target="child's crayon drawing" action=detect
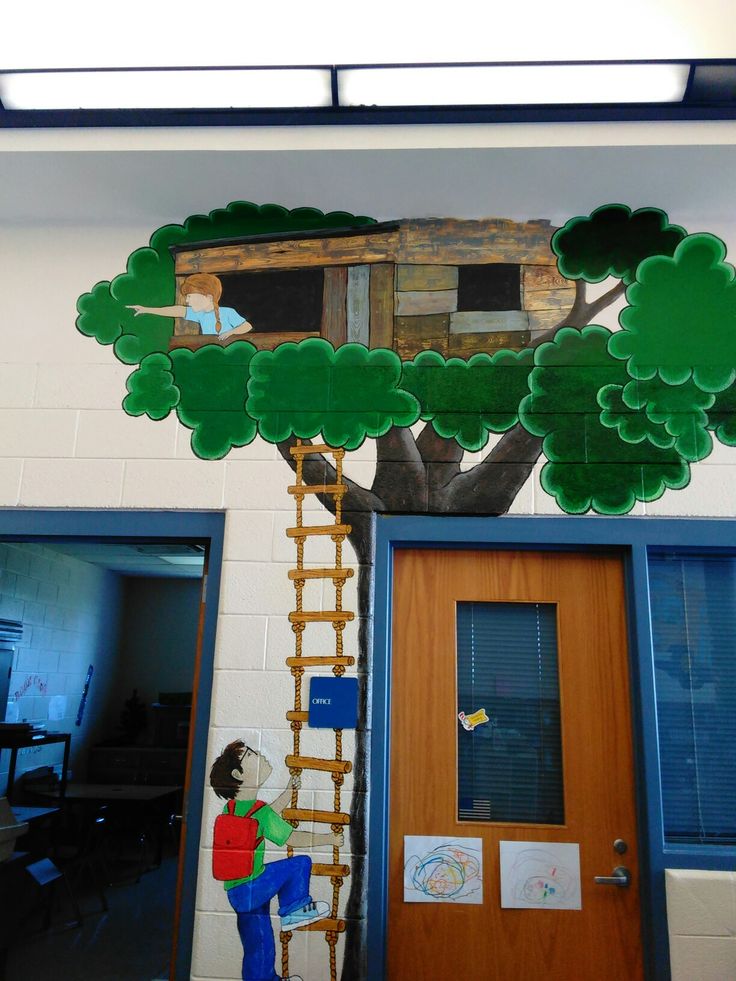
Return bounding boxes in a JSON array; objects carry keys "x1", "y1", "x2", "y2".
[
  {"x1": 403, "y1": 836, "x2": 483, "y2": 905},
  {"x1": 499, "y1": 841, "x2": 581, "y2": 910}
]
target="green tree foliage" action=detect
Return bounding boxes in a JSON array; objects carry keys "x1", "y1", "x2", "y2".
[
  {"x1": 79, "y1": 200, "x2": 736, "y2": 516},
  {"x1": 610, "y1": 233, "x2": 736, "y2": 392},
  {"x1": 552, "y1": 204, "x2": 686, "y2": 285},
  {"x1": 246, "y1": 338, "x2": 419, "y2": 449},
  {"x1": 598, "y1": 384, "x2": 675, "y2": 450},
  {"x1": 76, "y1": 202, "x2": 375, "y2": 366},
  {"x1": 400, "y1": 349, "x2": 534, "y2": 450},
  {"x1": 707, "y1": 383, "x2": 736, "y2": 446},
  {"x1": 172, "y1": 342, "x2": 258, "y2": 460},
  {"x1": 518, "y1": 326, "x2": 690, "y2": 513},
  {"x1": 600, "y1": 377, "x2": 713, "y2": 462},
  {"x1": 123, "y1": 353, "x2": 180, "y2": 420}
]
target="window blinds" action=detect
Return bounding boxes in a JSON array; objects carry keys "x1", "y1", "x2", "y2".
[
  {"x1": 649, "y1": 552, "x2": 736, "y2": 846},
  {"x1": 456, "y1": 601, "x2": 564, "y2": 825}
]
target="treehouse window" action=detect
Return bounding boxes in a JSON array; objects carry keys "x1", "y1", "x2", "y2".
[
  {"x1": 456, "y1": 264, "x2": 522, "y2": 312},
  {"x1": 218, "y1": 267, "x2": 324, "y2": 333}
]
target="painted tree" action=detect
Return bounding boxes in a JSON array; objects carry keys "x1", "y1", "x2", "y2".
[{"x1": 78, "y1": 200, "x2": 736, "y2": 978}]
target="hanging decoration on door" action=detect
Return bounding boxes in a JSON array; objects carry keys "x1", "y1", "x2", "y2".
[
  {"x1": 499, "y1": 841, "x2": 582, "y2": 910},
  {"x1": 404, "y1": 836, "x2": 484, "y2": 905},
  {"x1": 458, "y1": 708, "x2": 491, "y2": 731}
]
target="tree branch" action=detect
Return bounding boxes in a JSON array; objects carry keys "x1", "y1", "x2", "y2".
[
  {"x1": 530, "y1": 278, "x2": 627, "y2": 348},
  {"x1": 581, "y1": 279, "x2": 627, "y2": 323},
  {"x1": 371, "y1": 427, "x2": 427, "y2": 512},
  {"x1": 442, "y1": 424, "x2": 543, "y2": 513},
  {"x1": 415, "y1": 423, "x2": 465, "y2": 507}
]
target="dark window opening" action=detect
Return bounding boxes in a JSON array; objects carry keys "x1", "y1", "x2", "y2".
[
  {"x1": 457, "y1": 264, "x2": 521, "y2": 311},
  {"x1": 219, "y1": 268, "x2": 324, "y2": 333},
  {"x1": 457, "y1": 601, "x2": 564, "y2": 825}
]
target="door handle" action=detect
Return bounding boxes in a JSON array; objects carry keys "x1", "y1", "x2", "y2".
[{"x1": 594, "y1": 866, "x2": 631, "y2": 887}]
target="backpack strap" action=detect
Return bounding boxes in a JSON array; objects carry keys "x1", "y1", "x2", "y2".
[
  {"x1": 245, "y1": 800, "x2": 266, "y2": 848},
  {"x1": 226, "y1": 800, "x2": 236, "y2": 816}
]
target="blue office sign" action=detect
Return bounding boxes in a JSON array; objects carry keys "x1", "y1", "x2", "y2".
[{"x1": 308, "y1": 676, "x2": 359, "y2": 729}]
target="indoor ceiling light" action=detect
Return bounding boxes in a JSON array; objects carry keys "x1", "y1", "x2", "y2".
[
  {"x1": 0, "y1": 68, "x2": 333, "y2": 110},
  {"x1": 338, "y1": 63, "x2": 690, "y2": 107},
  {"x1": 159, "y1": 555, "x2": 206, "y2": 566},
  {"x1": 1, "y1": 60, "x2": 735, "y2": 126}
]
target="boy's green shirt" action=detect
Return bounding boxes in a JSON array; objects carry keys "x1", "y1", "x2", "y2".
[{"x1": 223, "y1": 798, "x2": 293, "y2": 890}]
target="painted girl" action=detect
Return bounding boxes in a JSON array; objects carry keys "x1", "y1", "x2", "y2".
[{"x1": 127, "y1": 272, "x2": 253, "y2": 338}]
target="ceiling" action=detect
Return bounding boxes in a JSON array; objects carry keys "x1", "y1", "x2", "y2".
[
  {"x1": 38, "y1": 542, "x2": 205, "y2": 579},
  {"x1": 4, "y1": 142, "x2": 736, "y2": 231}
]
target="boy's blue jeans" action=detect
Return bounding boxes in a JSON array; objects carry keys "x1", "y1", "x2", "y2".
[{"x1": 226, "y1": 855, "x2": 313, "y2": 981}]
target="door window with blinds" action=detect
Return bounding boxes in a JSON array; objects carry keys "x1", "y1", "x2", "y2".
[
  {"x1": 649, "y1": 551, "x2": 736, "y2": 846},
  {"x1": 456, "y1": 601, "x2": 564, "y2": 825}
]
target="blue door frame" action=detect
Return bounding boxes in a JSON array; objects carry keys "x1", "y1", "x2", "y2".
[
  {"x1": 368, "y1": 514, "x2": 736, "y2": 981},
  {"x1": 0, "y1": 508, "x2": 225, "y2": 981}
]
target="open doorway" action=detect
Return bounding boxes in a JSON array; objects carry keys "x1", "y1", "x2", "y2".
[{"x1": 0, "y1": 510, "x2": 224, "y2": 981}]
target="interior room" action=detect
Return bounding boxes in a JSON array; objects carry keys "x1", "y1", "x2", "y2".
[{"x1": 0, "y1": 539, "x2": 205, "y2": 980}]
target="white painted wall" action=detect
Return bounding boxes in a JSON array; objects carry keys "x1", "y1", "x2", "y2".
[{"x1": 2, "y1": 132, "x2": 736, "y2": 978}]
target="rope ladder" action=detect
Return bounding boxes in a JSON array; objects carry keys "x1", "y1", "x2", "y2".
[{"x1": 280, "y1": 440, "x2": 355, "y2": 981}]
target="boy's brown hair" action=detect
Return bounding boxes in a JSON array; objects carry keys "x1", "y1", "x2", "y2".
[{"x1": 209, "y1": 738, "x2": 248, "y2": 800}]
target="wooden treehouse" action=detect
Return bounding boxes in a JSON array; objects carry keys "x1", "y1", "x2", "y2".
[{"x1": 168, "y1": 218, "x2": 574, "y2": 357}]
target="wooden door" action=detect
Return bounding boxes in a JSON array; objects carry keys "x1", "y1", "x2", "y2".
[{"x1": 388, "y1": 550, "x2": 643, "y2": 981}]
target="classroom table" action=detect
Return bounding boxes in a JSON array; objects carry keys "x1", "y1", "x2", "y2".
[{"x1": 61, "y1": 783, "x2": 182, "y2": 874}]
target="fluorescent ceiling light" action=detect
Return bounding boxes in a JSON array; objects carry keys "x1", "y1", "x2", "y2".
[
  {"x1": 339, "y1": 63, "x2": 690, "y2": 107},
  {"x1": 0, "y1": 69, "x2": 333, "y2": 110},
  {"x1": 159, "y1": 555, "x2": 206, "y2": 566}
]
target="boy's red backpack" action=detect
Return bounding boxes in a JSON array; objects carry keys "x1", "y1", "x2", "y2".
[{"x1": 212, "y1": 800, "x2": 265, "y2": 880}]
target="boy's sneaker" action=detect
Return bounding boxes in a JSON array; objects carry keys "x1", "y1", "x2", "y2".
[{"x1": 281, "y1": 900, "x2": 330, "y2": 930}]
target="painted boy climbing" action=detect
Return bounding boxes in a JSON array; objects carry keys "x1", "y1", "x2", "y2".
[
  {"x1": 128, "y1": 272, "x2": 253, "y2": 338},
  {"x1": 209, "y1": 739, "x2": 342, "y2": 981}
]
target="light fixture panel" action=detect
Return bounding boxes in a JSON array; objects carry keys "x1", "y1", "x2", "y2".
[
  {"x1": 338, "y1": 63, "x2": 690, "y2": 107},
  {"x1": 0, "y1": 69, "x2": 333, "y2": 110}
]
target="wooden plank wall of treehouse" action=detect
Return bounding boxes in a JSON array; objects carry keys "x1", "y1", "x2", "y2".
[{"x1": 169, "y1": 218, "x2": 574, "y2": 355}]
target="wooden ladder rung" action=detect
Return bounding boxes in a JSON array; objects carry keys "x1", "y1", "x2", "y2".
[
  {"x1": 288, "y1": 484, "x2": 347, "y2": 496},
  {"x1": 289, "y1": 443, "x2": 337, "y2": 457},
  {"x1": 286, "y1": 655, "x2": 355, "y2": 668},
  {"x1": 286, "y1": 755, "x2": 352, "y2": 774},
  {"x1": 289, "y1": 611, "x2": 354, "y2": 624},
  {"x1": 286, "y1": 710, "x2": 308, "y2": 722},
  {"x1": 288, "y1": 568, "x2": 354, "y2": 581},
  {"x1": 301, "y1": 918, "x2": 346, "y2": 933},
  {"x1": 281, "y1": 919, "x2": 346, "y2": 936},
  {"x1": 286, "y1": 524, "x2": 351, "y2": 538},
  {"x1": 312, "y1": 863, "x2": 351, "y2": 877},
  {"x1": 283, "y1": 808, "x2": 350, "y2": 825}
]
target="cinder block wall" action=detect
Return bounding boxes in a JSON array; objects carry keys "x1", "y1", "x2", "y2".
[
  {"x1": 3, "y1": 215, "x2": 736, "y2": 979},
  {"x1": 666, "y1": 870, "x2": 736, "y2": 980},
  {"x1": 0, "y1": 542, "x2": 124, "y2": 788}
]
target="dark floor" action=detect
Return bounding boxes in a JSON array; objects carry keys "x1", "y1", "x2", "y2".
[{"x1": 5, "y1": 851, "x2": 177, "y2": 981}]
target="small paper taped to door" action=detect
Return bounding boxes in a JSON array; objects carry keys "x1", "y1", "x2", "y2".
[
  {"x1": 404, "y1": 835, "x2": 483, "y2": 904},
  {"x1": 499, "y1": 841, "x2": 581, "y2": 910}
]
